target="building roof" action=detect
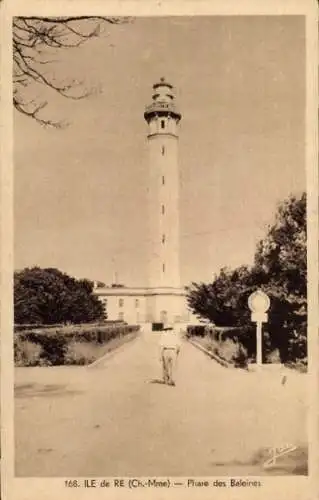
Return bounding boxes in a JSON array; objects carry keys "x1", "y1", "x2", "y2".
[{"x1": 94, "y1": 286, "x2": 187, "y2": 297}]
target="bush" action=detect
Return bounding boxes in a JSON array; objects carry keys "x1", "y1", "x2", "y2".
[
  {"x1": 20, "y1": 331, "x2": 69, "y2": 365},
  {"x1": 186, "y1": 325, "x2": 206, "y2": 337}
]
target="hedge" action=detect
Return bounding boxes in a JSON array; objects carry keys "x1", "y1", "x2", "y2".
[
  {"x1": 186, "y1": 324, "x2": 252, "y2": 344},
  {"x1": 15, "y1": 324, "x2": 140, "y2": 366},
  {"x1": 14, "y1": 320, "x2": 125, "y2": 332}
]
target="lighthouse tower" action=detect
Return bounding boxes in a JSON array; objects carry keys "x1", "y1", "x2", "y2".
[
  {"x1": 144, "y1": 78, "x2": 181, "y2": 289},
  {"x1": 95, "y1": 79, "x2": 192, "y2": 329},
  {"x1": 143, "y1": 78, "x2": 186, "y2": 326}
]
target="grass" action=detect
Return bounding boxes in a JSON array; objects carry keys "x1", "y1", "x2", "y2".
[{"x1": 193, "y1": 335, "x2": 248, "y2": 368}]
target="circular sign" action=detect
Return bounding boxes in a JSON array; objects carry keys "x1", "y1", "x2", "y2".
[{"x1": 248, "y1": 290, "x2": 270, "y2": 313}]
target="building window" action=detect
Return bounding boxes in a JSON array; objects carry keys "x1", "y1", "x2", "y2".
[
  {"x1": 162, "y1": 234, "x2": 165, "y2": 244},
  {"x1": 119, "y1": 298, "x2": 124, "y2": 308},
  {"x1": 135, "y1": 299, "x2": 139, "y2": 308},
  {"x1": 161, "y1": 145, "x2": 165, "y2": 155},
  {"x1": 161, "y1": 204, "x2": 165, "y2": 215},
  {"x1": 118, "y1": 312, "x2": 124, "y2": 321},
  {"x1": 163, "y1": 263, "x2": 165, "y2": 273},
  {"x1": 161, "y1": 120, "x2": 165, "y2": 129},
  {"x1": 162, "y1": 175, "x2": 165, "y2": 185}
]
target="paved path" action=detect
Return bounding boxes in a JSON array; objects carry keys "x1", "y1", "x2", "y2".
[{"x1": 15, "y1": 331, "x2": 307, "y2": 477}]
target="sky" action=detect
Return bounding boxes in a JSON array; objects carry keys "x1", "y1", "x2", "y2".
[{"x1": 14, "y1": 16, "x2": 305, "y2": 287}]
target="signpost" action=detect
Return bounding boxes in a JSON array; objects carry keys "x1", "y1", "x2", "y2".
[{"x1": 248, "y1": 290, "x2": 270, "y2": 368}]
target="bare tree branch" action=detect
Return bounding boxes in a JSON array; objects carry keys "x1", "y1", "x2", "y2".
[{"x1": 13, "y1": 16, "x2": 132, "y2": 127}]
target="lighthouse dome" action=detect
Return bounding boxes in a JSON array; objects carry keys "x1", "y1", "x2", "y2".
[{"x1": 144, "y1": 77, "x2": 181, "y2": 123}]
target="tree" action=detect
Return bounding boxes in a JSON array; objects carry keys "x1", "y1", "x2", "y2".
[
  {"x1": 13, "y1": 16, "x2": 130, "y2": 126},
  {"x1": 187, "y1": 267, "x2": 249, "y2": 326},
  {"x1": 186, "y1": 192, "x2": 307, "y2": 363},
  {"x1": 14, "y1": 267, "x2": 106, "y2": 324},
  {"x1": 186, "y1": 265, "x2": 268, "y2": 327},
  {"x1": 254, "y1": 192, "x2": 307, "y2": 362},
  {"x1": 254, "y1": 192, "x2": 306, "y2": 301}
]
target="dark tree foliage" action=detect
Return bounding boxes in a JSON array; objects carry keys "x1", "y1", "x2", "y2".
[
  {"x1": 13, "y1": 16, "x2": 130, "y2": 127},
  {"x1": 186, "y1": 193, "x2": 307, "y2": 363},
  {"x1": 186, "y1": 266, "x2": 267, "y2": 327},
  {"x1": 254, "y1": 192, "x2": 307, "y2": 362},
  {"x1": 14, "y1": 267, "x2": 106, "y2": 324},
  {"x1": 95, "y1": 281, "x2": 106, "y2": 288}
]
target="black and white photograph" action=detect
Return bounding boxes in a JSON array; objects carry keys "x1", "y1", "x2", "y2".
[{"x1": 9, "y1": 8, "x2": 317, "y2": 490}]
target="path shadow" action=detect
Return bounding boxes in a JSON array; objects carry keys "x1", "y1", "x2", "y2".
[
  {"x1": 148, "y1": 378, "x2": 166, "y2": 385},
  {"x1": 15, "y1": 383, "x2": 83, "y2": 398}
]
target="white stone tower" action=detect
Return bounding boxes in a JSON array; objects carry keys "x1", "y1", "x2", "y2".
[
  {"x1": 144, "y1": 78, "x2": 186, "y2": 325},
  {"x1": 144, "y1": 78, "x2": 181, "y2": 289}
]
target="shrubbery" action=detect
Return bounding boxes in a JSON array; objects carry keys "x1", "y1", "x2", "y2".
[
  {"x1": 187, "y1": 323, "x2": 305, "y2": 369},
  {"x1": 187, "y1": 326, "x2": 250, "y2": 369},
  {"x1": 15, "y1": 324, "x2": 140, "y2": 366}
]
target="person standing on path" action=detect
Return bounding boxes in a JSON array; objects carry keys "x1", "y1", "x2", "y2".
[{"x1": 159, "y1": 325, "x2": 181, "y2": 386}]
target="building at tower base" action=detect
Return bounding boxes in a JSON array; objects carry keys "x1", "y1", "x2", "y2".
[{"x1": 94, "y1": 285, "x2": 197, "y2": 328}]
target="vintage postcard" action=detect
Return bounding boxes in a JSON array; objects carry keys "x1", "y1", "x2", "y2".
[{"x1": 1, "y1": 1, "x2": 318, "y2": 499}]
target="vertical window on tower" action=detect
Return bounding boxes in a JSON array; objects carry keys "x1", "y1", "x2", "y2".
[
  {"x1": 161, "y1": 205, "x2": 165, "y2": 215},
  {"x1": 163, "y1": 263, "x2": 165, "y2": 273},
  {"x1": 161, "y1": 120, "x2": 165, "y2": 129},
  {"x1": 119, "y1": 298, "x2": 124, "y2": 308},
  {"x1": 162, "y1": 234, "x2": 165, "y2": 244},
  {"x1": 161, "y1": 145, "x2": 165, "y2": 155},
  {"x1": 162, "y1": 175, "x2": 165, "y2": 185}
]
